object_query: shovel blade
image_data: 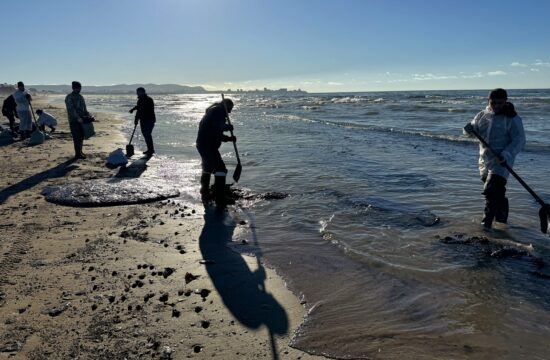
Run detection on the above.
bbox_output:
[126,144,134,158]
[232,163,242,183]
[539,205,550,234]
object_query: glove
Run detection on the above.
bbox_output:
[222,135,236,143]
[498,150,511,165]
[224,124,234,132]
[463,123,474,134]
[25,94,32,102]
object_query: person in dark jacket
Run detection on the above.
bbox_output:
[196,98,236,206]
[129,87,156,156]
[65,81,90,160]
[2,94,18,137]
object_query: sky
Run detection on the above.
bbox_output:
[1,0,549,92]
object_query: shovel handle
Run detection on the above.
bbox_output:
[221,93,241,164]
[469,128,546,207]
[128,123,137,145]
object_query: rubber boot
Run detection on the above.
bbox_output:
[214,175,235,207]
[200,173,211,200]
[495,197,509,224]
[481,200,495,229]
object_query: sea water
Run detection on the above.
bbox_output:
[53,90,550,359]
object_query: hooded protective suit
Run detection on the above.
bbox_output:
[466,106,525,179]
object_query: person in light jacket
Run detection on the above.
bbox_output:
[36,109,58,133]
[464,88,526,229]
[13,81,32,139]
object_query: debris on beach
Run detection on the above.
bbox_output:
[0,341,23,353]
[41,178,180,206]
[44,302,71,317]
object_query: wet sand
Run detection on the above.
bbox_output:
[0,97,323,359]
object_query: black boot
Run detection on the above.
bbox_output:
[481,204,494,229]
[214,175,235,207]
[200,173,211,200]
[495,197,509,224]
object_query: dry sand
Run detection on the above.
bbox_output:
[0,97,324,359]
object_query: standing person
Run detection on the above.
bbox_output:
[13,81,32,139]
[36,109,58,133]
[2,94,19,137]
[464,88,526,229]
[196,98,236,206]
[129,87,156,156]
[65,81,90,160]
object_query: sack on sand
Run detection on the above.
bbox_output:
[28,130,45,146]
[106,148,128,166]
[0,127,14,144]
[82,122,95,139]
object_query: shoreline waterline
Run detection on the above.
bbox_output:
[44,90,550,359]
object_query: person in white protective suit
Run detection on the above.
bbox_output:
[464,88,526,229]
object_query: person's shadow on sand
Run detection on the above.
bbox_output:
[0,158,78,204]
[199,207,289,360]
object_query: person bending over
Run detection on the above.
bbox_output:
[196,98,236,206]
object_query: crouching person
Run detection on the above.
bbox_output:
[36,109,58,133]
[196,98,237,206]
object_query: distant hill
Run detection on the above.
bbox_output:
[0,83,16,96]
[28,83,208,94]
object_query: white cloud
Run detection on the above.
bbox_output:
[530,68,540,72]
[387,79,411,83]
[533,60,550,67]
[461,72,484,79]
[487,70,506,76]
[412,73,458,81]
[327,82,343,86]
[511,62,528,67]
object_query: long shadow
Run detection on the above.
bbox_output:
[199,206,289,360]
[0,159,78,204]
[115,156,152,178]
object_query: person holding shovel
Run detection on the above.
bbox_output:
[196,98,237,206]
[464,88,526,229]
[129,87,156,156]
[13,81,32,139]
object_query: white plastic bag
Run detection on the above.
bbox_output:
[106,148,128,166]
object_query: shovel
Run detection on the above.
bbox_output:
[126,123,137,157]
[468,126,550,234]
[221,93,242,183]
[28,102,45,145]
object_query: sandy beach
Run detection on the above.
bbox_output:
[0,97,323,360]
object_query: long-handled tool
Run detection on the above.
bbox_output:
[469,126,550,234]
[27,102,46,145]
[221,93,242,183]
[28,102,41,131]
[126,123,138,157]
